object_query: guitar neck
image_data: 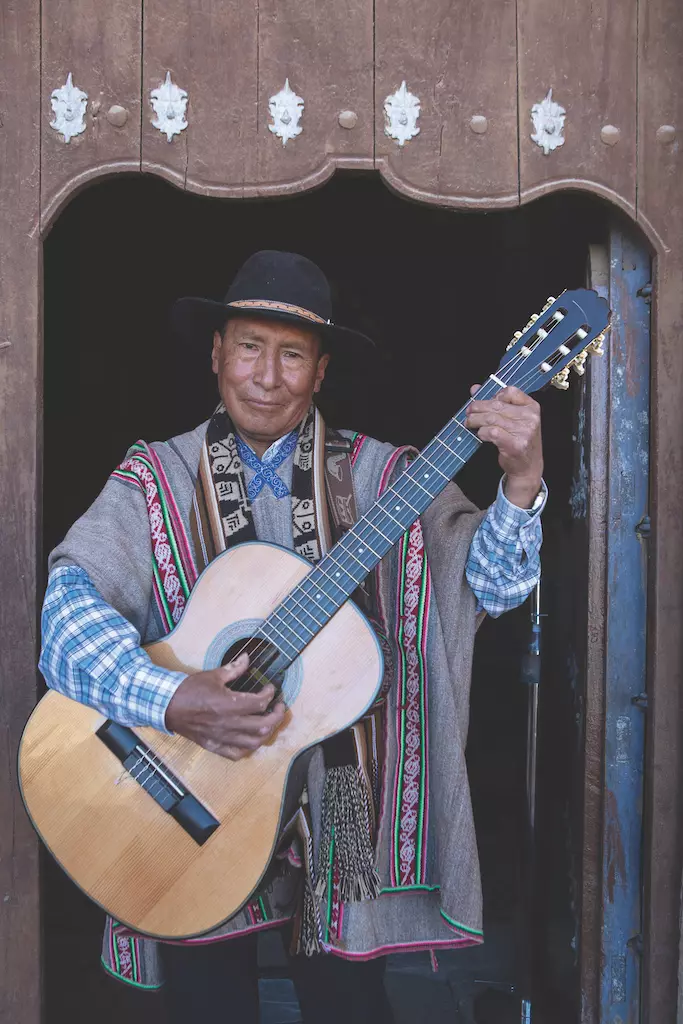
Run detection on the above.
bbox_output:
[259,395,491,664]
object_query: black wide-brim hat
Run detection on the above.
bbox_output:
[172,250,374,354]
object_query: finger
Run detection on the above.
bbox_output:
[469,384,482,396]
[476,425,528,455]
[225,705,287,736]
[217,653,250,685]
[225,684,279,714]
[468,394,537,416]
[220,746,247,762]
[496,386,536,406]
[465,410,524,432]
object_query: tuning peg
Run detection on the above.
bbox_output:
[570,351,588,376]
[589,333,606,356]
[506,330,524,352]
[541,296,557,312]
[551,367,570,390]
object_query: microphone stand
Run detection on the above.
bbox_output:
[519,581,542,1023]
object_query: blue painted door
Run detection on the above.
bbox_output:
[582,225,650,1023]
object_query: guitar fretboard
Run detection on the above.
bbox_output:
[257,379,505,664]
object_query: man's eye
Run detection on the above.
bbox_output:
[241,342,257,351]
[284,351,302,359]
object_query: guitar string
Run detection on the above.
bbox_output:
[226,391,495,684]
[214,335,561,696]
[133,318,602,777]
[241,316,603,695]
[156,318,594,768]
[210,321,584,700]
[157,326,598,768]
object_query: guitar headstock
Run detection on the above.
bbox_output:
[496,290,611,395]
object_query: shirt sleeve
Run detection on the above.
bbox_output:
[465,478,546,617]
[39,564,187,732]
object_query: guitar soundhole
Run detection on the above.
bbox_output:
[221,636,287,697]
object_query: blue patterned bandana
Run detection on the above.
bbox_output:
[235,430,299,500]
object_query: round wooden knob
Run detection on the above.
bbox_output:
[107,105,129,128]
[338,110,358,130]
[656,124,676,144]
[600,124,620,146]
[469,115,488,134]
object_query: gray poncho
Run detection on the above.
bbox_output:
[49,421,486,987]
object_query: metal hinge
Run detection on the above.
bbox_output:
[637,282,653,303]
[631,693,648,711]
[627,932,644,957]
[635,515,651,540]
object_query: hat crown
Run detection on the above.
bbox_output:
[225,250,332,323]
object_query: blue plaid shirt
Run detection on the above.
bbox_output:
[39,478,545,733]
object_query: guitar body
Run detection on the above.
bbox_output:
[19,541,383,938]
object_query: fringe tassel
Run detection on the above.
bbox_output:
[299,877,323,956]
[315,765,381,904]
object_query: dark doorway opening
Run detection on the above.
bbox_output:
[43,175,609,1024]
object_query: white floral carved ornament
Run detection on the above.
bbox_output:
[268,80,304,145]
[151,72,189,142]
[50,73,88,143]
[384,81,421,147]
[531,89,566,155]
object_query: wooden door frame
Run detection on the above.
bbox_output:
[0,3,42,1023]
[578,227,651,1023]
[1,27,682,1022]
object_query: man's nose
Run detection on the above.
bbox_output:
[253,352,280,389]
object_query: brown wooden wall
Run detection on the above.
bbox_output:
[1,1,682,1021]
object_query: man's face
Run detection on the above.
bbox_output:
[212,316,330,456]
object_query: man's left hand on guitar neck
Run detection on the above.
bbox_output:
[465,384,544,510]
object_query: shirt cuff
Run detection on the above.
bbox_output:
[496,476,548,523]
[122,658,188,734]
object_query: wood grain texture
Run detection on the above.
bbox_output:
[143,0,373,197]
[254,0,373,191]
[578,243,610,1024]
[0,1,41,1020]
[40,0,141,228]
[20,543,382,938]
[374,0,519,207]
[517,0,638,211]
[637,3,683,1020]
[142,0,257,192]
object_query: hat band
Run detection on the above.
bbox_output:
[228,299,330,326]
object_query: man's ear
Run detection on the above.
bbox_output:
[314,352,331,393]
[211,330,223,375]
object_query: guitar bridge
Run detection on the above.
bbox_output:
[97,720,219,845]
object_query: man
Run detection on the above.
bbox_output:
[40,250,545,1023]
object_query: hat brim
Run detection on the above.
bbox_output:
[171,297,375,353]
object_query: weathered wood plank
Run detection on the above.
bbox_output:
[254,0,373,193]
[518,0,638,213]
[142,0,256,192]
[579,243,610,1024]
[41,0,142,228]
[636,2,683,1020]
[375,0,519,207]
[0,1,42,1021]
[143,0,374,197]
[599,227,650,1024]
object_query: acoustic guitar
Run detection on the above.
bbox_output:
[19,290,610,939]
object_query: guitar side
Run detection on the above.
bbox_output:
[19,541,383,938]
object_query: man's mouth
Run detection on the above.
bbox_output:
[245,399,279,409]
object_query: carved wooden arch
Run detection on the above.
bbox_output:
[40,161,665,260]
